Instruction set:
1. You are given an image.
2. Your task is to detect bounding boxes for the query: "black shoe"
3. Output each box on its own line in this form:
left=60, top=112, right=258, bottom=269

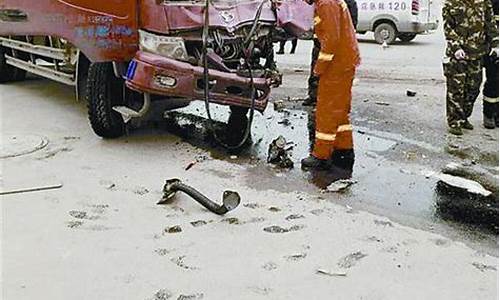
left=448, top=123, right=463, bottom=136
left=331, top=149, right=355, bottom=170
left=484, top=115, right=496, bottom=129
left=301, top=155, right=331, bottom=170
left=462, top=120, right=474, bottom=130
left=496, top=116, right=499, bottom=128
left=302, top=97, right=316, bottom=107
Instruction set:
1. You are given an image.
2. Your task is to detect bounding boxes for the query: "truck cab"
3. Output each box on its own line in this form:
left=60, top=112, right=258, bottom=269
left=0, top=0, right=312, bottom=139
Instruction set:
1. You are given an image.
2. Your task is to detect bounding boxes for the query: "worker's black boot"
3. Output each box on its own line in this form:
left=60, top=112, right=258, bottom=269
left=331, top=149, right=355, bottom=171
left=301, top=155, right=331, bottom=170
left=462, top=119, right=474, bottom=130
left=448, top=122, right=463, bottom=135
left=302, top=97, right=316, bottom=107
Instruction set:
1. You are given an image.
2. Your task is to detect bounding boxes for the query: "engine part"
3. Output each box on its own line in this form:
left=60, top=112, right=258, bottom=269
left=158, top=179, right=241, bottom=215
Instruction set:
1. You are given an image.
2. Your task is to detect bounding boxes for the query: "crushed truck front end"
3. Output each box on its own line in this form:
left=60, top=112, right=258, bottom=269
left=126, top=0, right=312, bottom=112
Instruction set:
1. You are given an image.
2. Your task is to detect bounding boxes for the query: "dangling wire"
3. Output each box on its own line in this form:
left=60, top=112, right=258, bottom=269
left=201, top=0, right=268, bottom=149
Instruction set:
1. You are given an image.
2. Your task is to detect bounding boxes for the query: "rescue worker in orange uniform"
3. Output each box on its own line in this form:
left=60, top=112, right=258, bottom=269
left=301, top=0, right=360, bottom=171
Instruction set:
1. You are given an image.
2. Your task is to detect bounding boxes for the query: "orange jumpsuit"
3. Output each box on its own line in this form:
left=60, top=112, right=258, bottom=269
left=312, top=0, right=360, bottom=160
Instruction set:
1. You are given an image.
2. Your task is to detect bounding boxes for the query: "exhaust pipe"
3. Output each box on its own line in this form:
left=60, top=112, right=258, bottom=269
left=158, top=179, right=240, bottom=215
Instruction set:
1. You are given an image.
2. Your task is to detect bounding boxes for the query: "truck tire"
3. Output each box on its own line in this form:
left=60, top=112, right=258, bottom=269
left=398, top=33, right=417, bottom=43
left=374, top=23, right=397, bottom=44
left=0, top=46, right=26, bottom=83
left=86, top=62, right=125, bottom=138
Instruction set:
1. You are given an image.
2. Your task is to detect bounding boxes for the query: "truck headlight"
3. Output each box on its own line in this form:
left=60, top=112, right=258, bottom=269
left=139, top=30, right=189, bottom=61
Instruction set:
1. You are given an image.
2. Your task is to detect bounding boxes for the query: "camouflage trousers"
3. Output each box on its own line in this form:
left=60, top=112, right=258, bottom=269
left=307, top=38, right=321, bottom=101
left=443, top=58, right=483, bottom=126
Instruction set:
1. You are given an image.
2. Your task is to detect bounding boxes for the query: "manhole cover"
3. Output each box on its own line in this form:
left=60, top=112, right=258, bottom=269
left=0, top=135, right=49, bottom=159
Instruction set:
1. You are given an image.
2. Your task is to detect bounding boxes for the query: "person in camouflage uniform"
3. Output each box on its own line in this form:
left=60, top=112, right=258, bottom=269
left=302, top=0, right=357, bottom=106
left=482, top=0, right=499, bottom=129
left=442, top=0, right=499, bottom=135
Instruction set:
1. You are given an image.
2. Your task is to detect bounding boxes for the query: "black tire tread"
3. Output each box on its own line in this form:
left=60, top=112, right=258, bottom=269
left=0, top=47, right=16, bottom=83
left=86, top=62, right=125, bottom=138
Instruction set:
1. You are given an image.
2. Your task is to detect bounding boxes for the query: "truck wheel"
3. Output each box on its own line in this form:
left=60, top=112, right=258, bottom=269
left=86, top=62, right=125, bottom=138
left=374, top=23, right=397, bottom=44
left=398, top=33, right=417, bottom=43
left=0, top=46, right=27, bottom=83
left=0, top=47, right=15, bottom=83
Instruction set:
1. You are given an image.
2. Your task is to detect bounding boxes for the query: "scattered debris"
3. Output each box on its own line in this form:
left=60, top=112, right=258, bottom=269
left=442, top=162, right=499, bottom=195
left=284, top=253, right=307, bottom=261
left=472, top=262, right=497, bottom=272
left=263, top=224, right=305, bottom=233
left=185, top=155, right=208, bottom=171
left=67, top=220, right=84, bottom=228
left=0, top=183, right=63, bottom=196
left=106, top=183, right=116, bottom=190
left=273, top=100, right=285, bottom=111
left=277, top=118, right=291, bottom=126
left=164, top=225, right=183, bottom=234
left=326, top=179, right=357, bottom=193
left=406, top=90, right=417, bottom=97
left=158, top=179, right=240, bottom=215
left=268, top=206, right=281, bottom=212
left=150, top=289, right=173, bottom=300
left=374, top=101, right=390, bottom=106
left=285, top=214, right=305, bottom=221
left=337, top=251, right=368, bottom=269
left=177, top=293, right=204, bottom=300
left=230, top=155, right=238, bottom=160
left=436, top=174, right=492, bottom=197
left=267, top=136, right=294, bottom=169
left=436, top=173, right=498, bottom=229
left=69, top=210, right=91, bottom=220
left=221, top=217, right=240, bottom=225
left=190, top=220, right=208, bottom=227
left=316, top=268, right=347, bottom=277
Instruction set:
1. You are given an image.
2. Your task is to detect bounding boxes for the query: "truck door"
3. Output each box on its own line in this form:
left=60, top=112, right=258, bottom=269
left=0, top=0, right=138, bottom=62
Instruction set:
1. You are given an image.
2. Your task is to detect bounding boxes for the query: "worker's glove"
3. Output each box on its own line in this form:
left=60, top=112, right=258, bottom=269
left=490, top=47, right=499, bottom=58
left=454, top=49, right=467, bottom=60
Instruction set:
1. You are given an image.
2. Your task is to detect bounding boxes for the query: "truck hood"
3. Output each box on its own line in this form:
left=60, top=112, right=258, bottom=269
left=164, top=0, right=276, bottom=31
left=141, top=0, right=313, bottom=36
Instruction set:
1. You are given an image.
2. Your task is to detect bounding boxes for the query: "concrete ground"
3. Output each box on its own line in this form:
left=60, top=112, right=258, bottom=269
left=1, top=9, right=499, bottom=300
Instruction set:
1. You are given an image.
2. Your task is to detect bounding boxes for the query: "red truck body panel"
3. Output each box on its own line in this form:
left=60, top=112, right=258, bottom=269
left=0, top=0, right=138, bottom=62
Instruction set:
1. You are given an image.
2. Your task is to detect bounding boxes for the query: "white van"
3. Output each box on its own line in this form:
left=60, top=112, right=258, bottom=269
left=356, top=0, right=438, bottom=44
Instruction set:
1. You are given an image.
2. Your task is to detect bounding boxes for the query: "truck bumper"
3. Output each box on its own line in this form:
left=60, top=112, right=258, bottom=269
left=408, top=22, right=438, bottom=33
left=125, top=51, right=270, bottom=112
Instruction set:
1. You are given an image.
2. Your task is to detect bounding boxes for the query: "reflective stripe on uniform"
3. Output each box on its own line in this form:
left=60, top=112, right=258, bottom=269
left=484, top=95, right=499, bottom=103
left=318, top=51, right=334, bottom=61
left=314, top=16, right=321, bottom=26
left=337, top=124, right=353, bottom=132
left=339, top=0, right=348, bottom=10
left=495, top=15, right=499, bottom=22
left=316, top=131, right=336, bottom=141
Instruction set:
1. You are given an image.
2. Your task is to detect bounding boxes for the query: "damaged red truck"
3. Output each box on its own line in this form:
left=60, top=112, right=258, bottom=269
left=0, top=0, right=312, bottom=138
